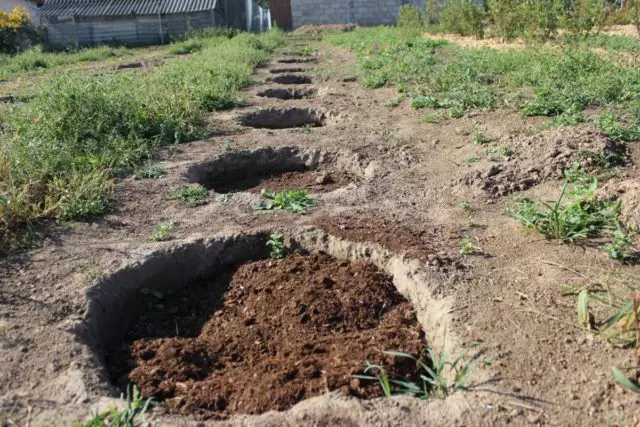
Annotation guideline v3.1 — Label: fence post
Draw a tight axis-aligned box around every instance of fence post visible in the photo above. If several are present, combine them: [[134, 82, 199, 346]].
[[72, 12, 79, 49], [158, 0, 164, 44]]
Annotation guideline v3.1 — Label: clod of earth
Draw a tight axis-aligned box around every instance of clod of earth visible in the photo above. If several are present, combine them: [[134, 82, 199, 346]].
[[256, 87, 317, 100], [240, 107, 325, 129], [271, 74, 313, 85], [186, 146, 355, 193]]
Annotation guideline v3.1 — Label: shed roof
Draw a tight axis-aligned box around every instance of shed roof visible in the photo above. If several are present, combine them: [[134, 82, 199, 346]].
[[39, 0, 217, 17]]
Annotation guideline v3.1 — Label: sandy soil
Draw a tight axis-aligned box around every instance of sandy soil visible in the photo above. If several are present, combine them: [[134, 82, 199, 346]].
[[1, 33, 640, 426]]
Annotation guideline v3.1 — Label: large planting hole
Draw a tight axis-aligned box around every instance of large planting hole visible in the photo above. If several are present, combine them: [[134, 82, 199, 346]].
[[256, 87, 317, 100], [186, 146, 356, 193], [269, 67, 309, 74], [240, 107, 324, 129], [278, 57, 316, 64], [271, 74, 312, 85], [90, 232, 429, 419]]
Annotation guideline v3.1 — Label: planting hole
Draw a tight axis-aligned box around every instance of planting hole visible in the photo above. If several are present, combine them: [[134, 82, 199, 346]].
[[186, 146, 357, 193], [269, 67, 309, 74], [271, 74, 312, 85], [256, 88, 317, 100], [92, 232, 429, 419], [278, 57, 316, 64], [240, 107, 324, 129]]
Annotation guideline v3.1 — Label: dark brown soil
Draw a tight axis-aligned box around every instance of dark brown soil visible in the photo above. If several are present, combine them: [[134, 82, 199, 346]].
[[107, 253, 427, 419], [314, 212, 460, 263], [212, 170, 352, 194]]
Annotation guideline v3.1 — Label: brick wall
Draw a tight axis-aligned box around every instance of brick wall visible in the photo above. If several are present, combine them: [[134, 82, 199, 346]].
[[290, 0, 425, 28]]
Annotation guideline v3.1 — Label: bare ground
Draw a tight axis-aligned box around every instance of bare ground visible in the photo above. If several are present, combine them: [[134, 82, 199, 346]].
[[1, 34, 640, 426]]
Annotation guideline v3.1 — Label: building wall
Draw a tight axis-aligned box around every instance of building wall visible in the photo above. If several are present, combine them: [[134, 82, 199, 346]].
[[290, 0, 426, 28]]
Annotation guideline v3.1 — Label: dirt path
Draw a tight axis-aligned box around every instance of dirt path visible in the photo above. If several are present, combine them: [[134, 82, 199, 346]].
[[1, 34, 639, 426]]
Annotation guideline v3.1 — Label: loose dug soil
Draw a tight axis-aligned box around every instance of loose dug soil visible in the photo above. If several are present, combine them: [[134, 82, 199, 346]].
[[270, 67, 309, 74], [459, 125, 627, 196], [216, 170, 353, 193], [313, 212, 461, 265], [107, 252, 427, 420]]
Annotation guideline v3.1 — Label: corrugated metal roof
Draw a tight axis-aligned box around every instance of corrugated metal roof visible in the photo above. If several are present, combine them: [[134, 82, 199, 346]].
[[39, 0, 217, 17]]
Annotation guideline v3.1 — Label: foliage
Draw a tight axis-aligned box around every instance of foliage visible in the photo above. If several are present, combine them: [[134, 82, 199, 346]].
[[440, 0, 485, 37], [505, 166, 635, 260], [134, 163, 165, 179], [169, 39, 204, 55], [0, 30, 284, 251], [83, 385, 154, 427], [170, 185, 208, 206], [562, 0, 613, 38], [459, 237, 482, 255], [354, 348, 473, 399], [153, 221, 175, 242], [487, 0, 528, 40], [398, 5, 424, 39], [0, 7, 37, 54], [266, 232, 285, 258], [254, 188, 316, 214], [612, 367, 640, 394]]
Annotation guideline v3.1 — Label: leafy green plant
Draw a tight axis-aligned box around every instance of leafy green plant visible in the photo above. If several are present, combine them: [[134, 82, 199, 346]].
[[440, 0, 485, 37], [603, 229, 636, 261], [505, 170, 619, 243], [83, 385, 154, 427], [134, 163, 165, 179], [171, 185, 208, 206], [460, 237, 482, 255], [254, 189, 316, 214], [153, 221, 175, 242], [472, 128, 489, 145], [215, 193, 233, 204], [266, 233, 285, 259], [354, 348, 473, 399], [398, 4, 424, 39]]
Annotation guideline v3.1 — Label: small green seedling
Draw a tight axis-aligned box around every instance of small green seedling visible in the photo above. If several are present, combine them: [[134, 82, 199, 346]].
[[153, 221, 175, 242], [448, 107, 464, 119], [293, 124, 312, 134], [266, 233, 286, 259], [134, 163, 165, 179], [460, 238, 482, 255], [83, 385, 154, 427], [354, 347, 473, 400], [472, 127, 489, 145], [254, 188, 316, 214], [171, 185, 207, 206], [463, 154, 479, 165], [459, 201, 472, 212], [215, 193, 233, 204], [423, 112, 440, 123]]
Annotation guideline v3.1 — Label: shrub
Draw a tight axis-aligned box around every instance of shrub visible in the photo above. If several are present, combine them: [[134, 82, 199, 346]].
[[0, 7, 38, 54], [398, 4, 423, 39], [487, 0, 527, 39], [440, 0, 485, 37], [562, 0, 613, 38], [522, 0, 565, 40], [425, 0, 443, 26]]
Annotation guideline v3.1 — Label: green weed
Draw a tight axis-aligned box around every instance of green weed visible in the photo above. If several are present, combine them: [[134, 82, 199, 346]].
[[460, 237, 482, 255], [134, 163, 165, 179], [171, 185, 208, 206], [254, 189, 316, 214], [83, 385, 154, 427], [266, 233, 285, 259], [472, 127, 489, 145], [354, 347, 473, 399], [463, 154, 479, 164], [153, 221, 175, 242]]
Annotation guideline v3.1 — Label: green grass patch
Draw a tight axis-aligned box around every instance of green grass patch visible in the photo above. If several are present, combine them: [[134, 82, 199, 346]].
[[0, 30, 283, 249]]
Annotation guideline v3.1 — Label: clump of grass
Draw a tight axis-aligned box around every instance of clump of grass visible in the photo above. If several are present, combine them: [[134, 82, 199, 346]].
[[505, 166, 620, 243], [266, 233, 285, 259], [83, 385, 154, 427], [463, 154, 479, 164], [171, 185, 208, 206], [354, 347, 473, 399], [153, 221, 175, 242], [472, 127, 489, 145], [0, 30, 284, 252], [134, 163, 165, 179], [169, 39, 204, 55], [254, 188, 315, 214]]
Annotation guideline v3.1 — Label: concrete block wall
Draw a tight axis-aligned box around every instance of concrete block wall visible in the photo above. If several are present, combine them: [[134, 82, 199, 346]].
[[291, 0, 426, 28]]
